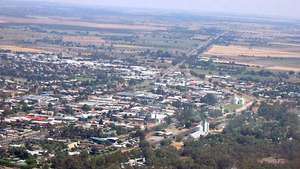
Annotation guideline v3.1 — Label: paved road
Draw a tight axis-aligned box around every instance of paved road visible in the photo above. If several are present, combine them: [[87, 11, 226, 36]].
[[160, 32, 227, 80], [132, 32, 227, 91]]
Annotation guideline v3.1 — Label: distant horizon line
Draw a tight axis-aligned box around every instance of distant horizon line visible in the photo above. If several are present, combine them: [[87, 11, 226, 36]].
[[7, 0, 300, 23]]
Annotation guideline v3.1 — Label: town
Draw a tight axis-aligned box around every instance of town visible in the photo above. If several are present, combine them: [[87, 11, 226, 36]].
[[0, 1, 300, 169]]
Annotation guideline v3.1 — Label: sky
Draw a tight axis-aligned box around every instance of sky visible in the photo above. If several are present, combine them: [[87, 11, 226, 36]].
[[42, 0, 300, 19]]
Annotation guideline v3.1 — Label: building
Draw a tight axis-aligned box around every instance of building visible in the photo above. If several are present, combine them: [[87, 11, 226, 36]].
[[67, 141, 80, 151], [233, 95, 245, 105], [189, 120, 209, 139], [90, 137, 119, 145], [150, 113, 167, 124]]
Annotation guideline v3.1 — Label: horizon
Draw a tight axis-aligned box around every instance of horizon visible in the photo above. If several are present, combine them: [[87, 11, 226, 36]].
[[28, 0, 300, 20]]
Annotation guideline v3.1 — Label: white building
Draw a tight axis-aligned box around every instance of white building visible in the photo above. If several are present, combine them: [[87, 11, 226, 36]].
[[233, 95, 245, 105], [189, 120, 209, 139], [151, 113, 167, 124]]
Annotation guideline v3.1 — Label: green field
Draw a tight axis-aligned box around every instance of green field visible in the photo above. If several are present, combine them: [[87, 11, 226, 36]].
[[224, 104, 243, 112]]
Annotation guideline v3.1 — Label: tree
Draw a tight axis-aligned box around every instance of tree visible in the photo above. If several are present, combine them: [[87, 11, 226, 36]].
[[25, 157, 37, 168], [9, 147, 29, 159], [201, 93, 218, 106], [20, 101, 31, 112], [82, 104, 91, 112], [47, 103, 54, 111], [63, 105, 74, 115]]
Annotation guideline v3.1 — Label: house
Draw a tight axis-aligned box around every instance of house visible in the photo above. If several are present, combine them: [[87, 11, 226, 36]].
[[27, 150, 46, 156], [124, 158, 146, 167], [23, 95, 58, 105], [68, 151, 81, 156], [150, 113, 167, 124], [67, 141, 80, 151]]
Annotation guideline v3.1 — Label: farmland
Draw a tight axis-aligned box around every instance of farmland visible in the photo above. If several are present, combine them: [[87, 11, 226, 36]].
[[204, 45, 300, 72], [0, 1, 300, 169], [205, 45, 300, 58], [0, 16, 168, 31], [0, 45, 46, 53]]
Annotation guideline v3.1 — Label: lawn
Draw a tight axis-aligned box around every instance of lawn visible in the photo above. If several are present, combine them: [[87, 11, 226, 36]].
[[224, 104, 243, 112]]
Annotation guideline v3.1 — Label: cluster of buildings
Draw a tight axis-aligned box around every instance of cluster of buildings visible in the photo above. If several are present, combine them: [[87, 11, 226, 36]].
[[0, 49, 247, 167]]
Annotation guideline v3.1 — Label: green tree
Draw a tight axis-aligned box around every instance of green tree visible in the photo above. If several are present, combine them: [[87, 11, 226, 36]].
[[201, 93, 218, 106], [82, 104, 91, 112]]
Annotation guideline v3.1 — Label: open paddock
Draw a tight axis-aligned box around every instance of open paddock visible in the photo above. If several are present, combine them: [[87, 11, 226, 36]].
[[63, 35, 106, 46], [205, 45, 300, 59], [113, 44, 153, 49], [233, 57, 300, 72], [0, 45, 47, 53]]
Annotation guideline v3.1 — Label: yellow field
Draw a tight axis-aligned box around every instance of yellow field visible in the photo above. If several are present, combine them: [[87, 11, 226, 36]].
[[205, 45, 300, 58], [63, 35, 105, 45], [0, 45, 46, 53], [266, 66, 300, 72], [0, 16, 167, 31]]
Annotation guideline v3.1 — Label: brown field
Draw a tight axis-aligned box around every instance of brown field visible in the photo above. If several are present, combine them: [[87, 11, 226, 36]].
[[0, 28, 46, 42], [63, 35, 106, 46], [0, 16, 167, 31], [237, 61, 300, 72], [114, 44, 153, 49], [204, 45, 300, 72], [205, 45, 300, 58], [266, 66, 300, 72], [0, 45, 47, 53]]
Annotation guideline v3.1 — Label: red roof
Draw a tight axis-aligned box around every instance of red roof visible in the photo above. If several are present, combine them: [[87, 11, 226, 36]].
[[25, 115, 48, 121]]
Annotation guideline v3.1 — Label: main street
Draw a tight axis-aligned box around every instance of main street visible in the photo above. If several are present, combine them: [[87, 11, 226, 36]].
[[132, 32, 227, 91]]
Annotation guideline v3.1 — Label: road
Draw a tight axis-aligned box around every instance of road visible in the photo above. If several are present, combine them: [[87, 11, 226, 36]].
[[132, 32, 227, 91], [134, 32, 231, 145], [160, 32, 227, 80]]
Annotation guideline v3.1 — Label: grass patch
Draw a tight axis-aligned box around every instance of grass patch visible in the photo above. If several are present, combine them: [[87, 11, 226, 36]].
[[224, 104, 243, 112], [74, 75, 94, 82]]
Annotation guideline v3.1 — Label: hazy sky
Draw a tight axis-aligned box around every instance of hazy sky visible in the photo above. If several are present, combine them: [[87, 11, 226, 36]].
[[44, 0, 300, 19]]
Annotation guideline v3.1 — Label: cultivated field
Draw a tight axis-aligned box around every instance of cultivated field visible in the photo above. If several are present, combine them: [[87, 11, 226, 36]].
[[63, 35, 106, 46], [266, 66, 300, 72], [204, 45, 300, 72], [205, 45, 300, 58], [229, 56, 300, 72], [113, 44, 153, 49]]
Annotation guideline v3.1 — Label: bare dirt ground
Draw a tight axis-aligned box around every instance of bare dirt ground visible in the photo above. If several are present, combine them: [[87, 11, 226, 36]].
[[205, 45, 300, 58], [171, 141, 184, 150]]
